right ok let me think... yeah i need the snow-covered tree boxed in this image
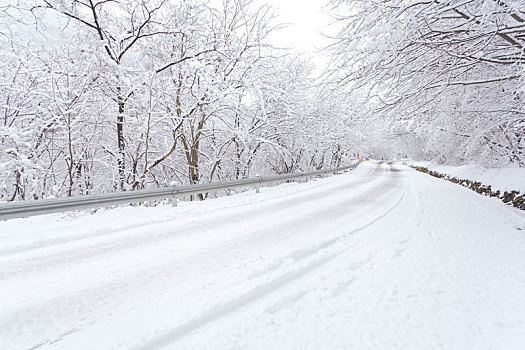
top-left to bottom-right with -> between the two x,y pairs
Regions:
328,0 -> 525,165
0,0 -> 358,202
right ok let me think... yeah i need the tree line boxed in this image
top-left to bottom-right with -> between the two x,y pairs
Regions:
0,0 -> 352,201
2,0 -> 523,203
328,0 -> 524,166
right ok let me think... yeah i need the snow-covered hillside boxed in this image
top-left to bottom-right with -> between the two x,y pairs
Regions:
1,161 -> 525,349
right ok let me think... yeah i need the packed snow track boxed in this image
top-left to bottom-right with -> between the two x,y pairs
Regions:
1,161 -> 525,349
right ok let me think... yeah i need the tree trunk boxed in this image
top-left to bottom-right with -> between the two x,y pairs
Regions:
117,90 -> 126,190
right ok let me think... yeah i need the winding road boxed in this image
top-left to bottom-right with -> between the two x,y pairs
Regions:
1,161 -> 525,349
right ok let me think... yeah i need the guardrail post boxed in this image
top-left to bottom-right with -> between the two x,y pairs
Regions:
172,185 -> 178,207
256,174 -> 261,193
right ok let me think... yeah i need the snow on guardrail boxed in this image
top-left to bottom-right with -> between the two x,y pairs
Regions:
0,161 -> 362,220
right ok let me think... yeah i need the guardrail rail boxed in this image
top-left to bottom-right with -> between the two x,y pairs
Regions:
0,161 -> 361,220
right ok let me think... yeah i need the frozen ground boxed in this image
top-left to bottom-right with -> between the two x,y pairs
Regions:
410,161 -> 525,193
1,161 -> 525,350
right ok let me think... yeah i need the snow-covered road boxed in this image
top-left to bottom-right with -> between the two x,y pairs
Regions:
1,161 -> 525,349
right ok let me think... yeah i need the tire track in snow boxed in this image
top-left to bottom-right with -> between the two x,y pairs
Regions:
1,164 -> 396,315
135,166 -> 407,349
1,163 -> 404,350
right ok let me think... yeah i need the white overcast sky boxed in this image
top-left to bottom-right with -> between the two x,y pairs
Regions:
259,0 -> 332,53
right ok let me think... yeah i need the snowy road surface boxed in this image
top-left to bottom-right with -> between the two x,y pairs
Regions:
1,161 -> 525,349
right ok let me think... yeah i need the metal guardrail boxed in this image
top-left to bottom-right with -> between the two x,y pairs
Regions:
0,161 -> 361,220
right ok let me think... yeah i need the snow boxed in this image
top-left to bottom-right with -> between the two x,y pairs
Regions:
1,161 -> 525,349
410,161 -> 525,193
